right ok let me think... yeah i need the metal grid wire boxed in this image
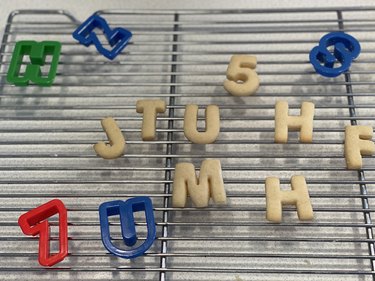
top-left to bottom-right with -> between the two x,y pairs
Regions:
0,7 -> 375,281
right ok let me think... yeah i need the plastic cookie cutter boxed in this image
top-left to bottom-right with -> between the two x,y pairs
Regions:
7,41 -> 61,86
99,197 -> 156,259
72,14 -> 132,60
309,32 -> 361,77
18,199 -> 68,267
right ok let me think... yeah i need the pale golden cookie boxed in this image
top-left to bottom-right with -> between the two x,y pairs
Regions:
275,101 -> 315,143
345,125 -> 375,169
136,99 -> 166,141
172,159 -> 227,208
224,55 -> 259,96
94,117 -> 126,159
265,176 -> 313,223
184,104 -> 220,144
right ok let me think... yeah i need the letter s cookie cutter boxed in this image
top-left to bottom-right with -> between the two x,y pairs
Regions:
309,32 -> 360,77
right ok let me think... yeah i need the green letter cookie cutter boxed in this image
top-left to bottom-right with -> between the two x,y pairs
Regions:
7,41 -> 61,86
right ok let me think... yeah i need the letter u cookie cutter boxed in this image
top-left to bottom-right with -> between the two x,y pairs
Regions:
7,41 -> 61,86
18,199 -> 68,266
72,14 -> 132,60
309,32 -> 361,77
99,197 -> 156,259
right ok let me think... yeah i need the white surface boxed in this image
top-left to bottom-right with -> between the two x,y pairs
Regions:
0,2 -> 375,281
0,0 -> 375,38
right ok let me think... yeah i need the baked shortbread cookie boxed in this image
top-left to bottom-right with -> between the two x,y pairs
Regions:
184,104 -> 220,144
136,99 -> 166,141
345,125 -> 375,169
94,117 -> 126,159
265,176 -> 313,223
172,159 -> 226,208
224,55 -> 259,96
275,101 -> 315,143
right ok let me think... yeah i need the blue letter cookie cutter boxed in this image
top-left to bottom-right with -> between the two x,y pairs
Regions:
99,197 -> 156,259
309,32 -> 360,77
72,14 -> 132,60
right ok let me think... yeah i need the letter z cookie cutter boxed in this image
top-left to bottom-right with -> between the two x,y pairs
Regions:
7,41 -> 61,86
309,32 -> 361,77
99,197 -> 156,259
72,14 -> 132,60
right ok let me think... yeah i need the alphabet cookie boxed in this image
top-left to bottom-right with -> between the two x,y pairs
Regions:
345,125 -> 375,169
265,176 -> 313,223
275,101 -> 315,143
172,159 -> 227,208
184,104 -> 220,144
136,99 -> 166,141
94,117 -> 126,159
224,55 -> 259,96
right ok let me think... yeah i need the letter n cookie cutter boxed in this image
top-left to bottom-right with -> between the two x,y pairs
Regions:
72,14 -> 132,60
99,197 -> 156,259
7,41 -> 61,86
309,32 -> 361,77
18,199 -> 68,266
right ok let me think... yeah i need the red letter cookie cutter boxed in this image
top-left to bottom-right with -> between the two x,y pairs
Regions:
18,199 -> 68,266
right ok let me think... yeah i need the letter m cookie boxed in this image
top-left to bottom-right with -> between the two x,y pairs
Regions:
7,41 -> 61,86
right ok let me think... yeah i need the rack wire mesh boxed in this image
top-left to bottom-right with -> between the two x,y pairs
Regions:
0,7 -> 374,281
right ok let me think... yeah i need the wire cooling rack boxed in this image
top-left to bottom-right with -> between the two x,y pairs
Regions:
0,7 -> 375,281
